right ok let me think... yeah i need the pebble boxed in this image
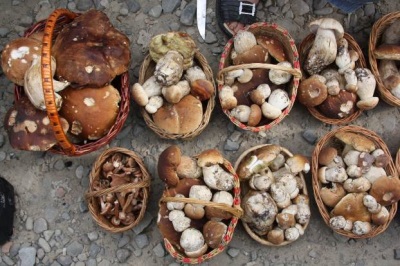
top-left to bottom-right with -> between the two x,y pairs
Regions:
33,218 -> 48,234
133,249 -> 142,257
76,0 -> 93,11
308,249 -> 318,258
180,2 -> 196,26
134,234 -> 149,249
313,0 -> 328,10
204,32 -> 218,44
162,0 -> 181,13
86,258 -> 97,266
87,232 -> 99,241
227,248 -> 240,258
38,238 -> 51,253
18,247 -> 37,266
89,243 -> 102,258
57,255 -> 73,266
118,235 -> 131,248
75,262 -> 86,266
43,230 -> 54,242
394,249 -> 400,260
2,255 -> 14,266
25,217 -> 34,230
148,5 -> 162,18
133,212 -> 153,235
79,201 -> 88,213
153,243 -> 165,258
116,248 -> 132,263
54,160 -> 65,170
75,165 -> 84,179
127,0 -> 141,13
291,0 -> 310,16
37,248 -> 45,259
302,130 -> 317,144
0,27 -> 10,37
314,7 -> 334,15
224,139 -> 240,151
66,240 -> 84,257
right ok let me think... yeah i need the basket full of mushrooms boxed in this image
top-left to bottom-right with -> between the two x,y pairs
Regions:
312,125 -> 399,238
217,22 -> 302,132
234,144 -> 311,246
157,146 -> 242,264
369,12 -> 400,107
2,9 -> 131,156
131,32 -> 215,140
86,147 -> 150,233
299,18 -> 378,125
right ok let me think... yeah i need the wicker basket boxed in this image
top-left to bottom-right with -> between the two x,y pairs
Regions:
298,33 -> 366,125
234,144 -> 309,246
396,148 -> 400,175
86,147 -> 150,233
157,155 -> 242,264
312,125 -> 398,238
138,48 -> 216,140
217,22 -> 302,132
369,11 -> 400,107
14,9 -> 130,156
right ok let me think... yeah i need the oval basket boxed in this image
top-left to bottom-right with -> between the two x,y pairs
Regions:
157,156 -> 242,264
234,144 -> 309,246
14,9 -> 130,156
217,22 -> 302,132
298,33 -> 366,125
312,125 -> 398,238
369,11 -> 400,107
86,147 -> 150,233
138,49 -> 216,140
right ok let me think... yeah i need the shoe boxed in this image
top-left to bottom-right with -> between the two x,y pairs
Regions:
216,0 -> 259,38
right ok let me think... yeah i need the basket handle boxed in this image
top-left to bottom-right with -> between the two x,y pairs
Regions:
41,9 -> 78,155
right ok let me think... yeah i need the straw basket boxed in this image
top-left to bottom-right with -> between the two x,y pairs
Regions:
138,49 -> 216,140
217,22 -> 302,132
86,147 -> 150,233
312,125 -> 398,238
396,148 -> 400,174
234,144 -> 309,246
299,33 -> 366,125
14,9 -> 130,156
157,156 -> 242,264
369,11 -> 400,107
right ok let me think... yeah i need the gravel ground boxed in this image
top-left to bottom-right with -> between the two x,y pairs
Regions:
1,0 -> 400,266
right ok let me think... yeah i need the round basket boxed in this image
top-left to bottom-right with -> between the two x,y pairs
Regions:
138,49 -> 216,140
217,22 -> 302,132
369,11 -> 400,107
234,144 -> 309,246
298,33 -> 366,125
86,147 -> 150,233
312,125 -> 398,238
14,9 -> 130,156
157,156 -> 242,264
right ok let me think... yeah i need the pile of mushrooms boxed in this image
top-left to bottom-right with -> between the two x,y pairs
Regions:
157,146 -> 239,258
1,10 -> 131,150
219,30 -> 295,126
374,18 -> 400,99
316,131 -> 400,236
131,32 -> 214,135
91,152 -> 146,227
299,18 -> 379,119
236,145 -> 311,245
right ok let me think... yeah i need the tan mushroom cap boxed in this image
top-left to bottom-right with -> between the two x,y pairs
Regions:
374,44 -> 400,60
197,149 -> 224,167
320,183 -> 346,207
318,146 -> 338,166
232,45 -> 269,65
176,156 -> 202,179
190,79 -> 214,101
256,35 -> 287,62
370,175 -> 400,206
203,220 -> 227,249
253,144 -> 282,165
248,104 -> 262,127
286,154 -> 310,174
298,75 -> 328,107
157,145 -> 181,187
318,90 -> 357,119
331,193 -> 371,223
334,131 -> 376,153
309,18 -> 345,40
267,228 -> 285,245
276,212 -> 296,230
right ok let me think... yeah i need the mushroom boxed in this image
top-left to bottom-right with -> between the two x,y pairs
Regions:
177,156 -> 202,179
52,10 -> 131,87
318,166 -> 348,183
320,183 -> 346,207
261,102 -> 282,120
237,68 -> 254,83
343,177 -> 371,193
248,104 -> 262,127
145,96 -> 164,114
202,164 -> 235,191
267,228 -> 285,245
249,84 -> 271,105
276,174 -> 299,199
224,69 -> 244,86
269,61 -> 293,85
197,149 -> 225,167
154,50 -> 184,86
346,165 -> 363,178
318,147 -> 344,168
233,30 -> 257,54
267,89 -> 290,111
276,212 -> 296,230
203,221 -> 227,249
249,170 -> 275,191
157,145 -> 181,187
162,80 -> 191,104
371,206 -> 390,225
230,105 -> 251,123
286,155 -> 310,174
362,166 -> 387,184
326,79 -> 341,96
358,152 -> 375,173
321,68 -> 346,91
305,18 -> 344,75
270,183 -> 291,209
166,194 -> 186,211
374,44 -> 400,60
185,66 -> 207,84
343,68 -> 358,93
190,79 -> 214,101
1,37 -> 42,85
284,227 -> 300,241
189,185 -> 212,204
180,228 -> 207,257
329,216 -> 353,231
334,131 -> 376,153
369,175 -> 400,206
295,203 -> 311,225
371,149 -> 390,168
168,210 -> 191,232
131,76 -> 163,107
219,85 -> 238,110
355,68 -> 379,110
205,191 -> 234,220
335,38 -> 358,74
363,194 -> 382,214
318,90 -> 357,119
378,60 -> 400,99
270,154 -> 286,171
184,203 -> 205,220
352,221 -> 372,235
331,193 -> 371,222
343,150 -> 361,166
256,35 -> 287,62
297,75 -> 328,107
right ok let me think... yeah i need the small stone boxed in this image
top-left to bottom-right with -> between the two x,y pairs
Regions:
169,22 -> 180,31
76,0 -> 94,11
33,218 -> 48,234
38,238 -> 51,253
180,2 -> 196,26
87,231 -> 99,241
66,240 -> 84,257
37,248 -> 45,259
394,249 -> 400,260
251,250 -> 258,261
134,234 -> 149,249
224,139 -> 240,151
2,255 -> 15,266
291,0 -> 310,16
313,0 -> 328,9
0,151 -> 6,161
20,16 -> 33,27
133,212 -> 153,235
148,5 -> 163,18
153,243 -> 165,258
314,7 -> 334,15
19,247 -> 37,266
127,0 -> 141,12
0,27 -> 10,37
75,165 -> 84,179
43,230 -> 54,242
162,0 -> 181,13
75,262 -> 85,266
116,248 -> 131,263
57,255 -> 73,266
118,235 -> 131,248
308,249 -> 318,258
89,243 -> 102,258
25,217 -> 34,230
204,32 -> 218,44
364,3 -> 375,17
228,248 -> 240,258
55,187 -> 66,198
133,249 -> 142,257
120,7 -> 129,16
79,201 -> 88,213
87,259 -> 97,266
54,160 -> 65,170
302,130 -> 317,144
211,47 -> 223,54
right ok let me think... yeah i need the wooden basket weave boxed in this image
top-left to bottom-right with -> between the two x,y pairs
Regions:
396,148 -> 400,175
138,49 -> 216,140
217,22 -> 302,132
312,125 -> 398,238
234,144 -> 309,246
86,147 -> 150,233
299,33 -> 366,125
14,9 -> 130,156
369,11 -> 400,107
158,156 -> 242,264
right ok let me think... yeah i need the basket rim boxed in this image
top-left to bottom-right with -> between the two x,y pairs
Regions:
311,125 -> 399,238
368,11 -> 400,107
233,144 -> 310,246
217,22 -> 301,132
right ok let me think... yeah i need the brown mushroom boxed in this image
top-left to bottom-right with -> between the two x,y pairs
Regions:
369,176 -> 400,206
203,221 -> 227,249
334,131 -> 376,153
331,193 -> 371,222
256,35 -> 287,62
176,156 -> 202,179
248,104 -> 262,127
320,183 -> 346,207
197,149 -> 224,167
318,147 -> 338,166
190,79 -> 214,101
298,75 -> 328,107
318,90 -> 357,119
157,145 -> 181,187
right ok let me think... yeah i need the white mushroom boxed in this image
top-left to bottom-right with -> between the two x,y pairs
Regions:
343,150 -> 361,166
180,228 -> 205,252
346,165 -> 362,178
261,102 -> 282,120
326,79 -> 340,96
169,210 -> 191,232
362,166 -> 387,184
355,68 -> 379,110
335,38 -> 358,73
237,68 -> 253,83
352,221 -> 372,235
167,194 -> 186,210
295,203 -> 311,224
161,80 -> 190,103
189,185 -> 212,205
224,69 -> 244,86
269,61 -> 293,85
249,84 -> 271,105
202,164 -> 235,191
233,30 -> 257,54
249,171 -> 275,191
230,105 -> 251,123
343,177 -> 371,193
284,227 -> 300,241
270,154 -> 286,171
270,183 -> 291,209
154,50 -> 184,86
318,166 -> 348,183
145,95 -> 163,114
185,66 -> 207,84
219,85 -> 238,110
343,68 -> 358,93
276,174 -> 299,199
379,60 -> 400,98
267,89 -> 290,110
329,216 -> 353,231
142,75 -> 163,97
363,194 -> 382,214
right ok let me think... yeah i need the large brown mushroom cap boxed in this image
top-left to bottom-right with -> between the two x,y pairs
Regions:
59,84 -> 121,142
52,10 -> 131,88
370,176 -> 400,206
158,145 -> 182,187
331,192 -> 371,223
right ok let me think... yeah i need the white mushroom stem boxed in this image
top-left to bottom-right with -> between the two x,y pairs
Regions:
329,216 -> 353,231
352,221 -> 372,235
169,210 -> 191,232
161,80 -> 190,103
142,75 -> 163,97
270,183 -> 291,209
355,68 -> 379,110
343,177 -> 371,192
250,84 -> 271,105
224,69 -> 244,86
295,203 -> 311,224
237,68 -> 253,83
379,60 -> 400,98
363,194 -> 382,214
230,105 -> 251,123
336,38 -> 358,74
326,79 -> 340,96
362,166 -> 386,184
185,66 -> 206,84
249,171 -> 275,191
268,89 -> 290,110
219,85 -> 238,110
344,68 -> 358,93
261,102 -> 282,120
145,95 -> 163,114
269,61 -> 293,85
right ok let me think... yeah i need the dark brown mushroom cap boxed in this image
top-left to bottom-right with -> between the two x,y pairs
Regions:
4,96 -> 69,151
52,10 -> 131,88
158,145 -> 182,187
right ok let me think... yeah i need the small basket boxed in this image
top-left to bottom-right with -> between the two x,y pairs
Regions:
157,156 -> 242,264
369,11 -> 400,107
312,125 -> 398,238
86,147 -> 150,233
217,22 -> 302,132
234,144 -> 309,246
138,48 -> 216,140
14,9 -> 130,156
299,33 -> 366,125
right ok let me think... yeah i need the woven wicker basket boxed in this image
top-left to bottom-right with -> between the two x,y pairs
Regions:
369,11 -> 400,107
138,48 -> 215,140
217,22 -> 302,132
14,9 -> 130,156
312,125 -> 398,238
157,155 -> 242,264
396,148 -> 400,175
234,144 -> 309,246
86,147 -> 150,233
299,33 -> 366,125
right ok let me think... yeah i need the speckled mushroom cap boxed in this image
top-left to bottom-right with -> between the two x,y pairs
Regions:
52,10 -> 131,88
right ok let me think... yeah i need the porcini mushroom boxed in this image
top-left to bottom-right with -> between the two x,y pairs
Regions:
154,50 -> 184,86
202,164 -> 235,191
205,191 -> 234,220
249,84 -> 271,105
157,145 -> 181,187
297,75 -> 328,107
369,175 -> 400,206
355,68 -> 379,110
335,38 -> 358,74
203,221 -> 227,249
268,89 -> 290,111
180,228 -> 207,257
318,90 -> 357,119
162,80 -> 190,104
320,183 -> 346,207
219,85 -> 238,110
269,61 -> 293,85
331,193 -> 371,222
177,156 -> 202,179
